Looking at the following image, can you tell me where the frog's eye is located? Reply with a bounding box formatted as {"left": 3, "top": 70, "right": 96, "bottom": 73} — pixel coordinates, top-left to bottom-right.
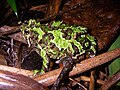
{"left": 24, "top": 30, "right": 29, "bottom": 34}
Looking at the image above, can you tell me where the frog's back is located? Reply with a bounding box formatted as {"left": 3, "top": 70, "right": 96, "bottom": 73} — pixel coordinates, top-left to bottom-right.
{"left": 20, "top": 19, "right": 97, "bottom": 72}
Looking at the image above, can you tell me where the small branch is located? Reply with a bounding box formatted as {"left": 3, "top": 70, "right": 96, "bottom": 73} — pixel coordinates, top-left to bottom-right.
{"left": 33, "top": 48, "right": 120, "bottom": 86}
{"left": 100, "top": 70, "right": 120, "bottom": 90}
{"left": 69, "top": 78, "right": 87, "bottom": 90}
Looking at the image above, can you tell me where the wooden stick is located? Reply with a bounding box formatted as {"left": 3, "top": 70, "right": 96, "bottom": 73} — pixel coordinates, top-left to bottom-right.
{"left": 100, "top": 70, "right": 120, "bottom": 90}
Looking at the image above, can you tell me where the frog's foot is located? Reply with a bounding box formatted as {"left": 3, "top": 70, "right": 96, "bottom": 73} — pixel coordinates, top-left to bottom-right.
{"left": 51, "top": 57, "right": 74, "bottom": 90}
{"left": 55, "top": 57, "right": 74, "bottom": 67}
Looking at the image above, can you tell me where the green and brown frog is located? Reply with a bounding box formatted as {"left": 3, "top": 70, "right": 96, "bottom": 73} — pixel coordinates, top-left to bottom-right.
{"left": 20, "top": 19, "right": 97, "bottom": 73}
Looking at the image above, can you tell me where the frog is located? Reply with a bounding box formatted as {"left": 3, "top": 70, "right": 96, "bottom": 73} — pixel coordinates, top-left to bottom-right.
{"left": 20, "top": 19, "right": 97, "bottom": 73}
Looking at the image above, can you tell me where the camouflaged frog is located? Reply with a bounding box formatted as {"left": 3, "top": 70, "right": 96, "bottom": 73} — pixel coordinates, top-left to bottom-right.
{"left": 20, "top": 19, "right": 97, "bottom": 73}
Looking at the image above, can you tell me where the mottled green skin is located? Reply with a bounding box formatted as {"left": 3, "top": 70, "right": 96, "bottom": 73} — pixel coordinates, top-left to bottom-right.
{"left": 20, "top": 19, "right": 97, "bottom": 73}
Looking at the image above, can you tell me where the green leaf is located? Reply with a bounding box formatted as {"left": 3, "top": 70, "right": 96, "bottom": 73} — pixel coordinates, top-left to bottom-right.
{"left": 108, "top": 35, "right": 120, "bottom": 86}
{"left": 7, "top": 0, "right": 18, "bottom": 17}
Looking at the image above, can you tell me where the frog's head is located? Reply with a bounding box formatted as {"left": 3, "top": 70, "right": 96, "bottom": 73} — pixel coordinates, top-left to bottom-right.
{"left": 20, "top": 19, "right": 43, "bottom": 47}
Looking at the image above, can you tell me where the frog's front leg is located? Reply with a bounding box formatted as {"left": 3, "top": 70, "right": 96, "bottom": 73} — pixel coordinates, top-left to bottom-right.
{"left": 51, "top": 57, "right": 74, "bottom": 90}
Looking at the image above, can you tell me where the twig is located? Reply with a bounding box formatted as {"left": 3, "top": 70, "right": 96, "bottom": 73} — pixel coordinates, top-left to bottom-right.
{"left": 33, "top": 48, "right": 120, "bottom": 86}
{"left": 100, "top": 70, "right": 120, "bottom": 90}
{"left": 69, "top": 78, "right": 87, "bottom": 90}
